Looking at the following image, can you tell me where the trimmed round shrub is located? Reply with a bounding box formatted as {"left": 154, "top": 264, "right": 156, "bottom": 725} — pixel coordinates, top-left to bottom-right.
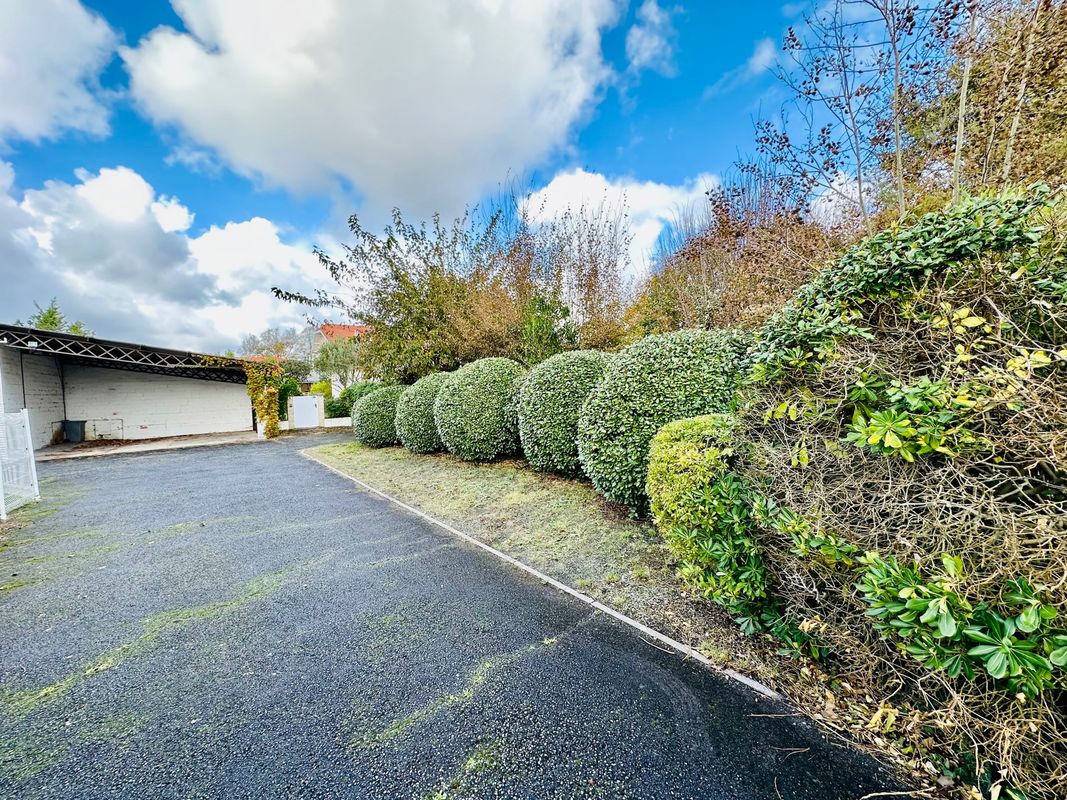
{"left": 352, "top": 385, "right": 406, "bottom": 447}
{"left": 577, "top": 328, "right": 751, "bottom": 509}
{"left": 518, "top": 350, "right": 612, "bottom": 475}
{"left": 395, "top": 372, "right": 450, "bottom": 453}
{"left": 434, "top": 357, "right": 525, "bottom": 461}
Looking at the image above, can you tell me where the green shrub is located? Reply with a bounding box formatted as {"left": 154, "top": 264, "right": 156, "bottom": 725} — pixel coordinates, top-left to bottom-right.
{"left": 309, "top": 379, "right": 333, "bottom": 399}
{"left": 855, "top": 554, "right": 1066, "bottom": 699}
{"left": 327, "top": 381, "right": 378, "bottom": 418}
{"left": 518, "top": 350, "right": 612, "bottom": 475}
{"left": 646, "top": 415, "right": 770, "bottom": 630}
{"left": 323, "top": 398, "right": 341, "bottom": 418}
{"left": 577, "top": 329, "right": 751, "bottom": 509}
{"left": 278, "top": 376, "right": 301, "bottom": 421}
{"left": 352, "top": 385, "right": 406, "bottom": 447}
{"left": 395, "top": 372, "right": 450, "bottom": 453}
{"left": 732, "top": 189, "right": 1067, "bottom": 797}
{"left": 434, "top": 358, "right": 525, "bottom": 462}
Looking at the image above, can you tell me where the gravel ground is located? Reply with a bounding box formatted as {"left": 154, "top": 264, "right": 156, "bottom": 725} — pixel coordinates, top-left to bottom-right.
{"left": 0, "top": 433, "right": 905, "bottom": 799}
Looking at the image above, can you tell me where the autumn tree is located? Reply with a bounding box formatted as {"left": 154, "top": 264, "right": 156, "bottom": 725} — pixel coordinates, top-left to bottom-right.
{"left": 629, "top": 156, "right": 839, "bottom": 334}
{"left": 275, "top": 190, "right": 632, "bottom": 381}
{"left": 913, "top": 0, "right": 1067, "bottom": 189}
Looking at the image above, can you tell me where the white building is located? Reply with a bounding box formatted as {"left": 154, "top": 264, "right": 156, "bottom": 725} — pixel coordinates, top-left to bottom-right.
{"left": 0, "top": 325, "right": 253, "bottom": 450}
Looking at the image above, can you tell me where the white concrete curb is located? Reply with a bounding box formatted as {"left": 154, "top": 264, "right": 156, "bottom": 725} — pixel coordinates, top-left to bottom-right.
{"left": 301, "top": 449, "right": 782, "bottom": 702}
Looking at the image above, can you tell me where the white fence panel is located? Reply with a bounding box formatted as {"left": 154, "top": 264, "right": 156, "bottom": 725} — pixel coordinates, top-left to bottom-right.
{"left": 0, "top": 409, "right": 40, "bottom": 520}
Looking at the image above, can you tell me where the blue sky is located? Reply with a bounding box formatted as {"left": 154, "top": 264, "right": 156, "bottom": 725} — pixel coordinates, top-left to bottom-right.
{"left": 1, "top": 0, "right": 800, "bottom": 352}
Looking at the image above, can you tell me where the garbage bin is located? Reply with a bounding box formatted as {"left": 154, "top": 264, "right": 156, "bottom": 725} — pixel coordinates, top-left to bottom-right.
{"left": 62, "top": 420, "right": 87, "bottom": 444}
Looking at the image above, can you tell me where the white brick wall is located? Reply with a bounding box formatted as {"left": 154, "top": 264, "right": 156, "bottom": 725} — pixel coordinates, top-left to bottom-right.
{"left": 63, "top": 365, "right": 252, "bottom": 442}
{"left": 0, "top": 347, "right": 17, "bottom": 413}
{"left": 0, "top": 348, "right": 65, "bottom": 448}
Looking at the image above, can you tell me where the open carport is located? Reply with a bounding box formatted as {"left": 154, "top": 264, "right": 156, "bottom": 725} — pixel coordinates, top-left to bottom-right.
{"left": 0, "top": 324, "right": 252, "bottom": 450}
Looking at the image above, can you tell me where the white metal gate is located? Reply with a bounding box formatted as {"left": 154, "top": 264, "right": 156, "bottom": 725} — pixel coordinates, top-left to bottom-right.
{"left": 289, "top": 395, "right": 323, "bottom": 430}
{"left": 0, "top": 409, "right": 40, "bottom": 520}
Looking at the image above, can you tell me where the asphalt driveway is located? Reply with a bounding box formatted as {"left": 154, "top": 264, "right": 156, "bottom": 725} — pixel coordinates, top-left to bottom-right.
{"left": 0, "top": 434, "right": 904, "bottom": 799}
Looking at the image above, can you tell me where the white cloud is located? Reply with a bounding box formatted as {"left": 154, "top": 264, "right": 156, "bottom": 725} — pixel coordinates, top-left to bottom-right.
{"left": 122, "top": 0, "right": 623, "bottom": 216}
{"left": 0, "top": 0, "right": 116, "bottom": 145}
{"left": 163, "top": 144, "right": 223, "bottom": 176}
{"left": 746, "top": 38, "right": 778, "bottom": 75}
{"left": 806, "top": 172, "right": 878, "bottom": 230}
{"left": 526, "top": 167, "right": 717, "bottom": 277}
{"left": 151, "top": 196, "right": 195, "bottom": 233}
{"left": 703, "top": 37, "right": 778, "bottom": 99}
{"left": 0, "top": 162, "right": 329, "bottom": 352}
{"left": 625, "top": 1, "right": 679, "bottom": 77}
{"left": 74, "top": 166, "right": 154, "bottom": 223}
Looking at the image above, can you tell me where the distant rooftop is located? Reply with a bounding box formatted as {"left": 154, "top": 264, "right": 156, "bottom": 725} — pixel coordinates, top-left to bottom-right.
{"left": 319, "top": 323, "right": 370, "bottom": 342}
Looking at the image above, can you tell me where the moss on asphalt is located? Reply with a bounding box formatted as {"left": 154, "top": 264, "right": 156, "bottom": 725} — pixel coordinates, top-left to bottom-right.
{"left": 0, "top": 709, "right": 148, "bottom": 783}
{"left": 0, "top": 477, "right": 82, "bottom": 547}
{"left": 0, "top": 511, "right": 259, "bottom": 595}
{"left": 424, "top": 738, "right": 505, "bottom": 800}
{"left": 349, "top": 631, "right": 567, "bottom": 750}
{"left": 1, "top": 565, "right": 307, "bottom": 718}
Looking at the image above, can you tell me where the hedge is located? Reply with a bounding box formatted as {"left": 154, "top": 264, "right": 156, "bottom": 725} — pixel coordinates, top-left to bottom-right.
{"left": 646, "top": 414, "right": 769, "bottom": 627}
{"left": 518, "top": 350, "right": 612, "bottom": 476}
{"left": 732, "top": 189, "right": 1067, "bottom": 798}
{"left": 434, "top": 357, "right": 525, "bottom": 461}
{"left": 577, "top": 328, "right": 750, "bottom": 509}
{"left": 329, "top": 382, "right": 379, "bottom": 418}
{"left": 395, "top": 372, "right": 450, "bottom": 453}
{"left": 352, "top": 385, "right": 406, "bottom": 447}
{"left": 278, "top": 376, "right": 301, "bottom": 421}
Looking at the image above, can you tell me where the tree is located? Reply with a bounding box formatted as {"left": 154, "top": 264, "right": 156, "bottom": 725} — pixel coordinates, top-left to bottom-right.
{"left": 758, "top": 0, "right": 957, "bottom": 229}
{"left": 274, "top": 188, "right": 632, "bottom": 381}
{"left": 17, "top": 299, "right": 93, "bottom": 336}
{"left": 240, "top": 327, "right": 304, "bottom": 361}
{"left": 314, "top": 336, "right": 362, "bottom": 385}
{"left": 905, "top": 0, "right": 1067, "bottom": 192}
{"left": 630, "top": 154, "right": 839, "bottom": 334}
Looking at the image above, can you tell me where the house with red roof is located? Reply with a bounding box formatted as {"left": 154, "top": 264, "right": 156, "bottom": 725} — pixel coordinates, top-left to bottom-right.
{"left": 318, "top": 323, "right": 370, "bottom": 343}
{"left": 308, "top": 322, "right": 370, "bottom": 392}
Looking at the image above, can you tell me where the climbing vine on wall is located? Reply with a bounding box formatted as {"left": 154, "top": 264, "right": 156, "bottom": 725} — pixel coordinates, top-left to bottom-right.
{"left": 197, "top": 355, "right": 284, "bottom": 439}
{"left": 244, "top": 360, "right": 283, "bottom": 438}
